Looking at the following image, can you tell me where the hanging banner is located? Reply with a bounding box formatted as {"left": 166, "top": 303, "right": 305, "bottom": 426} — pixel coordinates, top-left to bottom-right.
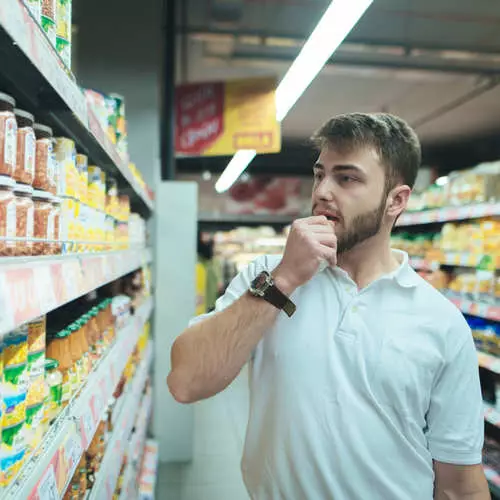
{"left": 175, "top": 77, "right": 281, "bottom": 157}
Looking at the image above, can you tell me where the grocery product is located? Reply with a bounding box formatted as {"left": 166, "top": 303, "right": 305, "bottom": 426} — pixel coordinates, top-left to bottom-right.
{"left": 33, "top": 190, "right": 54, "bottom": 255}
{"left": 0, "top": 176, "right": 17, "bottom": 256}
{"left": 88, "top": 166, "right": 105, "bottom": 210}
{"left": 44, "top": 358, "right": 62, "bottom": 423}
{"left": 56, "top": 0, "right": 72, "bottom": 69}
{"left": 76, "top": 154, "right": 88, "bottom": 204}
{"left": 27, "top": 316, "right": 46, "bottom": 408}
{"left": 14, "top": 109, "right": 36, "bottom": 185}
{"left": 46, "top": 329, "right": 72, "bottom": 407}
{"left": 14, "top": 183, "right": 34, "bottom": 256}
{"left": 34, "top": 123, "right": 56, "bottom": 193}
{"left": 27, "top": 315, "right": 46, "bottom": 361}
{"left": 1, "top": 420, "right": 26, "bottom": 487}
{"left": 0, "top": 92, "right": 17, "bottom": 178}
{"left": 25, "top": 401, "right": 45, "bottom": 453}
{"left": 52, "top": 195, "right": 62, "bottom": 254}
{"left": 54, "top": 137, "right": 76, "bottom": 198}
{"left": 41, "top": 0, "right": 57, "bottom": 46}
{"left": 24, "top": 0, "right": 41, "bottom": 23}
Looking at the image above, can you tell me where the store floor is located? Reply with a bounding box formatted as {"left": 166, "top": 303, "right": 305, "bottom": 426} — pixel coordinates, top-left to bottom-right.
{"left": 157, "top": 366, "right": 251, "bottom": 500}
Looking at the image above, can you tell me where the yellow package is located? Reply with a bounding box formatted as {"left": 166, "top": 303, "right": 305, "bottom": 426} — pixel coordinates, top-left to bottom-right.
{"left": 54, "top": 138, "right": 77, "bottom": 199}
{"left": 76, "top": 154, "right": 88, "bottom": 205}
{"left": 4, "top": 328, "right": 28, "bottom": 368}
{"left": 88, "top": 166, "right": 104, "bottom": 210}
{"left": 25, "top": 402, "right": 45, "bottom": 454}
{"left": 1, "top": 421, "right": 26, "bottom": 487}
{"left": 27, "top": 316, "right": 46, "bottom": 355}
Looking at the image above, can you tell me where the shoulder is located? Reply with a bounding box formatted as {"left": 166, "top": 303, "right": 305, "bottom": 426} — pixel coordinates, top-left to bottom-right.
{"left": 411, "top": 272, "right": 471, "bottom": 356}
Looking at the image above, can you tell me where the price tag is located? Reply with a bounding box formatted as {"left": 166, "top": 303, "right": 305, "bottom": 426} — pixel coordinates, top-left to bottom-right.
{"left": 34, "top": 265, "right": 57, "bottom": 313}
{"left": 6, "top": 267, "right": 40, "bottom": 325}
{"left": 80, "top": 408, "right": 96, "bottom": 448}
{"left": 65, "top": 434, "right": 83, "bottom": 472}
{"left": 487, "top": 306, "right": 500, "bottom": 322}
{"left": 0, "top": 273, "right": 14, "bottom": 333}
{"left": 37, "top": 464, "right": 59, "bottom": 500}
{"left": 62, "top": 261, "right": 80, "bottom": 300}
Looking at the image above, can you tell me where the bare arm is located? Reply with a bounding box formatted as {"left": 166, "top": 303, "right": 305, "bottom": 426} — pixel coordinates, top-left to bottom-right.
{"left": 167, "top": 216, "right": 337, "bottom": 404}
{"left": 434, "top": 462, "right": 490, "bottom": 500}
{"left": 167, "top": 272, "right": 293, "bottom": 404}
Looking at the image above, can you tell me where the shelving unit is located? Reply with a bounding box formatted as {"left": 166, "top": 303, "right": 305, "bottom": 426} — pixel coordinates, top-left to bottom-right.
{"left": 0, "top": 0, "right": 153, "bottom": 215}
{"left": 397, "top": 203, "right": 500, "bottom": 227}
{"left": 2, "top": 298, "right": 152, "bottom": 499}
{"left": 137, "top": 440, "right": 159, "bottom": 500}
{"left": 88, "top": 342, "right": 153, "bottom": 500}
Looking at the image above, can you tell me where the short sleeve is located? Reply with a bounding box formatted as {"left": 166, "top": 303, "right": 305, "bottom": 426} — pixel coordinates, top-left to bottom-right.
{"left": 188, "top": 254, "right": 282, "bottom": 327}
{"left": 426, "top": 315, "right": 484, "bottom": 465}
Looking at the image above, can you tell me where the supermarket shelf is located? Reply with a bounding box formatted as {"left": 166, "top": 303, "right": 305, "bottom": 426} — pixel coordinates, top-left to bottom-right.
{"left": 117, "top": 390, "right": 153, "bottom": 500}
{"left": 138, "top": 440, "right": 159, "bottom": 500}
{"left": 199, "top": 213, "right": 295, "bottom": 230}
{"left": 397, "top": 202, "right": 500, "bottom": 227}
{"left": 409, "top": 253, "right": 495, "bottom": 270}
{"left": 478, "top": 351, "right": 500, "bottom": 375}
{"left": 0, "top": 247, "right": 152, "bottom": 337}
{"left": 89, "top": 342, "right": 153, "bottom": 500}
{"left": 0, "top": 0, "right": 153, "bottom": 216}
{"left": 2, "top": 298, "right": 153, "bottom": 500}
{"left": 484, "top": 465, "right": 500, "bottom": 499}
{"left": 447, "top": 295, "right": 500, "bottom": 322}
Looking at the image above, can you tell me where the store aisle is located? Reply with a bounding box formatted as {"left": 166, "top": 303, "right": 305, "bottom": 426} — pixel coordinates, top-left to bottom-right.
{"left": 156, "top": 366, "right": 251, "bottom": 500}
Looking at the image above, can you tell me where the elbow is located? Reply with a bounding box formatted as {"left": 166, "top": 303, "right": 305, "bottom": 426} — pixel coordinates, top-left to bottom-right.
{"left": 167, "top": 370, "right": 197, "bottom": 404}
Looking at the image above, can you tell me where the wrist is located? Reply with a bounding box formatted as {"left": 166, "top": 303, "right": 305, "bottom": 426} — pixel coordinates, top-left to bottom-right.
{"left": 272, "top": 266, "right": 298, "bottom": 296}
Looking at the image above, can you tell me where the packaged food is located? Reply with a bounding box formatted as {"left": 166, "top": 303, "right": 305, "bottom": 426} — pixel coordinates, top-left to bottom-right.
{"left": 27, "top": 316, "right": 46, "bottom": 354}
{"left": 87, "top": 166, "right": 103, "bottom": 210}
{"left": 52, "top": 195, "right": 62, "bottom": 254}
{"left": 54, "top": 138, "right": 76, "bottom": 198}
{"left": 46, "top": 330, "right": 72, "bottom": 407}
{"left": 1, "top": 420, "right": 26, "bottom": 486}
{"left": 41, "top": 0, "right": 57, "bottom": 46}
{"left": 76, "top": 154, "right": 88, "bottom": 204}
{"left": 14, "top": 109, "right": 36, "bottom": 185}
{"left": 44, "top": 358, "right": 62, "bottom": 422}
{"left": 68, "top": 324, "right": 83, "bottom": 390}
{"left": 56, "top": 0, "right": 72, "bottom": 69}
{"left": 13, "top": 183, "right": 34, "bottom": 256}
{"left": 4, "top": 328, "right": 28, "bottom": 368}
{"left": 0, "top": 92, "right": 17, "bottom": 178}
{"left": 33, "top": 190, "right": 54, "bottom": 255}
{"left": 0, "top": 176, "right": 17, "bottom": 256}
{"left": 3, "top": 389, "right": 27, "bottom": 428}
{"left": 34, "top": 123, "right": 56, "bottom": 193}
{"left": 25, "top": 0, "right": 41, "bottom": 22}
{"left": 25, "top": 402, "right": 45, "bottom": 453}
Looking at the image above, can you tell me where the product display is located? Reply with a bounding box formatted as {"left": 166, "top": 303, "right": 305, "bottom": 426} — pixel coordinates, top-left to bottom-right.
{"left": 41, "top": 0, "right": 57, "bottom": 46}
{"left": 55, "top": 0, "right": 72, "bottom": 69}
{"left": 13, "top": 183, "right": 34, "bottom": 256}
{"left": 0, "top": 93, "right": 17, "bottom": 178}
{"left": 14, "top": 109, "right": 35, "bottom": 186}
{"left": 0, "top": 176, "right": 17, "bottom": 256}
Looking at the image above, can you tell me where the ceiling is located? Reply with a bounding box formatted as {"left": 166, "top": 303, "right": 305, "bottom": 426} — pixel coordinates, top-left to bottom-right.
{"left": 176, "top": 0, "right": 500, "bottom": 175}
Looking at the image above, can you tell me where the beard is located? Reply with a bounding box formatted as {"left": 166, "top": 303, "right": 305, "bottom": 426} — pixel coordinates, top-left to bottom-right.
{"left": 336, "top": 198, "right": 386, "bottom": 254}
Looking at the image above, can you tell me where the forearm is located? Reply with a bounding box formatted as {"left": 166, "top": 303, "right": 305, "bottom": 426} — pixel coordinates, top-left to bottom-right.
{"left": 434, "top": 464, "right": 490, "bottom": 500}
{"left": 168, "top": 271, "right": 293, "bottom": 403}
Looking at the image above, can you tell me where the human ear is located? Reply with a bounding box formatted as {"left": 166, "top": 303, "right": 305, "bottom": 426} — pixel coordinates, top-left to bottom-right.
{"left": 386, "top": 185, "right": 411, "bottom": 218}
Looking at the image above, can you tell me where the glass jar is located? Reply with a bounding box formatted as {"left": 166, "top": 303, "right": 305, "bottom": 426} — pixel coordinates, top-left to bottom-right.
{"left": 0, "top": 92, "right": 17, "bottom": 178}
{"left": 68, "top": 324, "right": 83, "bottom": 392}
{"left": 33, "top": 190, "right": 53, "bottom": 256}
{"left": 14, "top": 109, "right": 35, "bottom": 185}
{"left": 51, "top": 195, "right": 61, "bottom": 254}
{"left": 13, "top": 183, "right": 34, "bottom": 256}
{"left": 46, "top": 330, "right": 72, "bottom": 407}
{"left": 0, "top": 175, "right": 17, "bottom": 256}
{"left": 75, "top": 319, "right": 90, "bottom": 379}
{"left": 44, "top": 357, "right": 62, "bottom": 423}
{"left": 34, "top": 123, "right": 56, "bottom": 194}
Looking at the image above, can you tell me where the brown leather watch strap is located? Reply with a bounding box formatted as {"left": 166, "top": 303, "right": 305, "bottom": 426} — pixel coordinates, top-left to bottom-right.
{"left": 265, "top": 283, "right": 296, "bottom": 317}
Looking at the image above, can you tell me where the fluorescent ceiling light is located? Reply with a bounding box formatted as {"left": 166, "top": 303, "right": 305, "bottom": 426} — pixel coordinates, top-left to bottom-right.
{"left": 275, "top": 0, "right": 374, "bottom": 121}
{"left": 435, "top": 176, "right": 449, "bottom": 186}
{"left": 215, "top": 150, "right": 257, "bottom": 193}
{"left": 215, "top": 0, "right": 373, "bottom": 192}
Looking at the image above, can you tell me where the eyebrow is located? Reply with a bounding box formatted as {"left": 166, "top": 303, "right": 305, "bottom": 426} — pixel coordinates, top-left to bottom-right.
{"left": 313, "top": 162, "right": 366, "bottom": 175}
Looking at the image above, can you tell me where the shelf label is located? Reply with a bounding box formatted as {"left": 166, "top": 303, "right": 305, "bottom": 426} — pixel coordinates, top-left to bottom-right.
{"left": 0, "top": 272, "right": 14, "bottom": 333}
{"left": 6, "top": 267, "right": 40, "bottom": 324}
{"left": 37, "top": 464, "right": 59, "bottom": 500}
{"left": 64, "top": 433, "right": 83, "bottom": 476}
{"left": 34, "top": 265, "right": 57, "bottom": 313}
{"left": 80, "top": 407, "right": 97, "bottom": 449}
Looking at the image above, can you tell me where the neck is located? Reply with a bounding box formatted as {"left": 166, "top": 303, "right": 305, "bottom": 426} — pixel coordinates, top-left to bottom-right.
{"left": 336, "top": 230, "right": 400, "bottom": 289}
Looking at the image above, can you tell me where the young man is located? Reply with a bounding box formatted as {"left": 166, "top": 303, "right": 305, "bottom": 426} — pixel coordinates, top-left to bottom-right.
{"left": 168, "top": 113, "right": 489, "bottom": 500}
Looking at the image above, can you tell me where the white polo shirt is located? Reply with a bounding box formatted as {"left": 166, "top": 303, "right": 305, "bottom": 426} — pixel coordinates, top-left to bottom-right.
{"left": 192, "top": 250, "right": 484, "bottom": 500}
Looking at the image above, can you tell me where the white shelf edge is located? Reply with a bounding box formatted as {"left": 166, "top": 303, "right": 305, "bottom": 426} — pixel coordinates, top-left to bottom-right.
{"left": 0, "top": 247, "right": 152, "bottom": 337}
{"left": 2, "top": 299, "right": 153, "bottom": 499}
{"left": 88, "top": 342, "right": 153, "bottom": 500}
{"left": 137, "top": 440, "right": 159, "bottom": 500}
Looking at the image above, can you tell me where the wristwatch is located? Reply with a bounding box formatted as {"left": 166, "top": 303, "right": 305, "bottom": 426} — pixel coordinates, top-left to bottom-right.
{"left": 249, "top": 271, "right": 296, "bottom": 317}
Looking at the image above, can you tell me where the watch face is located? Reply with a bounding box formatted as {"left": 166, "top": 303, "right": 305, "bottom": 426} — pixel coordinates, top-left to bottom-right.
{"left": 250, "top": 271, "right": 272, "bottom": 296}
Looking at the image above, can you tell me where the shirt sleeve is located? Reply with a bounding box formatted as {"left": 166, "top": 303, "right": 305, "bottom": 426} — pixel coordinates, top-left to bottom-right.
{"left": 426, "top": 313, "right": 484, "bottom": 465}
{"left": 188, "top": 254, "right": 281, "bottom": 328}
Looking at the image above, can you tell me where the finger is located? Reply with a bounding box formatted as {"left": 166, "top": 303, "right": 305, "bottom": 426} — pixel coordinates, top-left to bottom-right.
{"left": 308, "top": 224, "right": 337, "bottom": 234}
{"left": 318, "top": 246, "right": 337, "bottom": 266}
{"left": 305, "top": 215, "right": 331, "bottom": 226}
{"left": 315, "top": 234, "right": 337, "bottom": 248}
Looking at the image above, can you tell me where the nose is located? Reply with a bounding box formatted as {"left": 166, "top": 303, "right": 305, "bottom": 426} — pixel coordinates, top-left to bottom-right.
{"left": 314, "top": 177, "right": 335, "bottom": 202}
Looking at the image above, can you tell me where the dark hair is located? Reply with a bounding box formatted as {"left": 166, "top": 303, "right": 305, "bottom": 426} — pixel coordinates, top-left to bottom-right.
{"left": 311, "top": 112, "right": 421, "bottom": 191}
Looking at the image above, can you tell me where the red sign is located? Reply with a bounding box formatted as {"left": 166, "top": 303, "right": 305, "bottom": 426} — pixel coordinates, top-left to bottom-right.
{"left": 175, "top": 82, "right": 225, "bottom": 155}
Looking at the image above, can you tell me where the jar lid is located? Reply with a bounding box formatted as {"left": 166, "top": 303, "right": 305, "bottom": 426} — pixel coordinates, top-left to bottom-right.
{"left": 0, "top": 92, "right": 15, "bottom": 107}
{"left": 0, "top": 175, "right": 15, "bottom": 189}
{"left": 32, "top": 189, "right": 52, "bottom": 201}
{"left": 33, "top": 123, "right": 53, "bottom": 136}
{"left": 54, "top": 328, "right": 69, "bottom": 338}
{"left": 45, "top": 358, "right": 59, "bottom": 370}
{"left": 14, "top": 183, "right": 34, "bottom": 196}
{"left": 14, "top": 109, "right": 34, "bottom": 123}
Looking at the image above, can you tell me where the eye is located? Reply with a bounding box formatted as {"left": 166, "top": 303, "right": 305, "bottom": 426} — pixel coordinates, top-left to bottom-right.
{"left": 313, "top": 171, "right": 323, "bottom": 181}
{"left": 338, "top": 175, "right": 357, "bottom": 184}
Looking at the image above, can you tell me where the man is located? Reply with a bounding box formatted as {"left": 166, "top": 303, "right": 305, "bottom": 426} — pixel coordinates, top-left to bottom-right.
{"left": 168, "top": 113, "right": 489, "bottom": 500}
